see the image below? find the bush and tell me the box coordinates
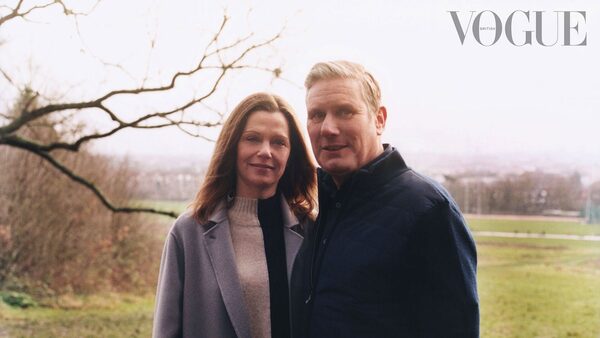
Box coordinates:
[0,146,163,294]
[1,291,38,308]
[0,93,163,295]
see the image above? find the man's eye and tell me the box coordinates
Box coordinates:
[338,110,353,118]
[310,111,325,122]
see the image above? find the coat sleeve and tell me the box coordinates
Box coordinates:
[412,201,480,338]
[152,232,185,338]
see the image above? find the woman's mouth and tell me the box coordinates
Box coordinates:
[249,163,274,169]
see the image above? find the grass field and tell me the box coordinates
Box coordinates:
[0,293,154,337]
[132,199,189,217]
[476,236,600,337]
[1,216,599,337]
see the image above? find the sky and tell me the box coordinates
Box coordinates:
[1,0,599,169]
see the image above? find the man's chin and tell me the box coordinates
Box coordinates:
[319,161,353,176]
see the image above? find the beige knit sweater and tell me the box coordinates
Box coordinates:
[227,197,270,338]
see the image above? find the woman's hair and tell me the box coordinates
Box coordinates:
[191,92,317,223]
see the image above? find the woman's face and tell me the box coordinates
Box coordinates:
[236,110,290,199]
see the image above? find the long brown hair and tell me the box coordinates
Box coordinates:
[191,92,317,223]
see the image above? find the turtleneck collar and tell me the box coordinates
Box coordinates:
[228,196,260,227]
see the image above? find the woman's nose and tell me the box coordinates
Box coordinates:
[256,141,273,158]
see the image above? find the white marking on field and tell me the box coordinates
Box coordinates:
[474,231,600,242]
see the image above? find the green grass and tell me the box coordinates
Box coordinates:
[2,216,599,337]
[467,217,600,236]
[0,293,154,337]
[131,199,189,232]
[477,236,600,338]
[470,217,600,337]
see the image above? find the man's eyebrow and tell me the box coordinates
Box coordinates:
[335,103,358,111]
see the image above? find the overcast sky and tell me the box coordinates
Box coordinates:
[1,0,598,167]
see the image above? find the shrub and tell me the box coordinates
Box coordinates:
[0,291,38,308]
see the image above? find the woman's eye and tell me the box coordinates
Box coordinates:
[273,139,287,147]
[245,135,260,142]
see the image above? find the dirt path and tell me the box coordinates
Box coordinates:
[465,214,583,223]
[465,214,584,223]
[474,231,600,242]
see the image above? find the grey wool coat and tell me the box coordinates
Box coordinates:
[152,196,304,338]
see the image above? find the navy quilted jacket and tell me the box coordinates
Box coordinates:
[291,145,479,338]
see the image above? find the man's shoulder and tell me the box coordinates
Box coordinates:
[384,168,455,211]
[368,146,448,203]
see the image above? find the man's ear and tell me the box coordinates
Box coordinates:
[375,106,387,135]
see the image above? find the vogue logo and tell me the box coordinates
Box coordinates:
[449,11,587,46]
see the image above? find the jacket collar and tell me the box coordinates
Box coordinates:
[317,144,409,195]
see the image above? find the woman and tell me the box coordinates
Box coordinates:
[152,92,316,338]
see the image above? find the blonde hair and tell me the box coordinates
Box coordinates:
[305,60,382,114]
[191,92,317,223]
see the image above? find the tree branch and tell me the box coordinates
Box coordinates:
[0,6,284,218]
[0,0,98,27]
[1,135,178,218]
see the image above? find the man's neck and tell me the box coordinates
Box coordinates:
[330,144,387,189]
[331,174,350,189]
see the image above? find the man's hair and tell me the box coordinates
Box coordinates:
[304,60,382,114]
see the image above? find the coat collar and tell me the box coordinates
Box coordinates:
[204,195,300,231]
[279,194,300,229]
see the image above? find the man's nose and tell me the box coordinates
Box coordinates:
[320,114,339,137]
[257,141,273,158]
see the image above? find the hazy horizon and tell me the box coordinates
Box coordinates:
[2,0,598,171]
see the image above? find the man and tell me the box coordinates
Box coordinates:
[292,61,479,338]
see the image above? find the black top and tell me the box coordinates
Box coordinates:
[258,194,290,338]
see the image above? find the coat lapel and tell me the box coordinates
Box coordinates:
[201,197,304,338]
[202,204,252,338]
[280,196,304,282]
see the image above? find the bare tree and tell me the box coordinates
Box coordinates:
[0,1,283,218]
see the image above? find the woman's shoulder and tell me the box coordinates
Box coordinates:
[168,211,205,237]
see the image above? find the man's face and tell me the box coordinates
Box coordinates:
[306,78,386,186]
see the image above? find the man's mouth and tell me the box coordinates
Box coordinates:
[321,145,346,151]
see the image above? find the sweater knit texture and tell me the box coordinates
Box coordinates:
[227,197,270,338]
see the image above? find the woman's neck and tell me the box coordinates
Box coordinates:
[235,188,277,200]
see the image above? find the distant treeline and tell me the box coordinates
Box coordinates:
[443,170,599,217]
[132,170,204,201]
[131,164,600,220]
